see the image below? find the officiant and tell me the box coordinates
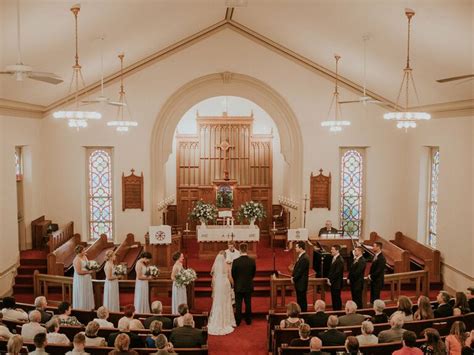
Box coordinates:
[225,241,241,264]
[318,220,339,236]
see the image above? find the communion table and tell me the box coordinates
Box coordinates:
[197,225,259,259]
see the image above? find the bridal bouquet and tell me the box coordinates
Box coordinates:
[174,268,197,287]
[113,264,127,276]
[85,260,100,271]
[237,201,266,222]
[188,200,218,223]
[146,265,160,278]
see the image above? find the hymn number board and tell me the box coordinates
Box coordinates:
[122,169,144,211]
[310,169,331,210]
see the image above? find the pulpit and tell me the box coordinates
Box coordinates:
[144,232,182,271]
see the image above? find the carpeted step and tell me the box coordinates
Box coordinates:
[20,258,47,266]
[14,275,35,285]
[13,284,34,293]
[17,265,47,275]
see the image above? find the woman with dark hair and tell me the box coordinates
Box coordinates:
[453,292,471,316]
[420,328,446,355]
[56,301,82,326]
[345,336,361,355]
[171,251,187,314]
[173,304,190,328]
[415,296,434,320]
[446,321,468,355]
[72,244,95,310]
[390,296,414,322]
[145,320,163,348]
[279,302,304,329]
[134,252,153,314]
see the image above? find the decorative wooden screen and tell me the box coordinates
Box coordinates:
[310,169,331,210]
[122,169,144,211]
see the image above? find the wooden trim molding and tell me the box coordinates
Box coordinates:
[0,99,45,119]
[441,261,474,282]
[0,261,18,277]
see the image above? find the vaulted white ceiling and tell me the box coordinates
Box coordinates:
[0,0,472,109]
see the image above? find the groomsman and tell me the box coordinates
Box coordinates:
[348,246,366,309]
[291,241,310,312]
[327,245,344,310]
[369,241,386,304]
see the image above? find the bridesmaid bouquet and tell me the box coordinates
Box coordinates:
[113,264,127,276]
[146,265,160,278]
[175,268,197,287]
[85,260,100,271]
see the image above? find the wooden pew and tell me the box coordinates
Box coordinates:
[390,231,441,282]
[85,233,115,270]
[114,233,143,275]
[47,233,84,275]
[363,232,410,274]
[46,221,75,253]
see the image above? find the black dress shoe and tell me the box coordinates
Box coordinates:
[245,319,252,325]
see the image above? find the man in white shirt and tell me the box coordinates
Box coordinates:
[225,242,241,264]
[21,310,46,342]
[0,313,13,339]
[1,296,28,322]
[28,332,49,355]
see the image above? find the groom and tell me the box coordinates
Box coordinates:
[231,243,256,325]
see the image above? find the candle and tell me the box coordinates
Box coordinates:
[273,221,276,230]
[186,222,189,230]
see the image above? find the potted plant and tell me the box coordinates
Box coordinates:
[188,200,218,226]
[237,201,266,227]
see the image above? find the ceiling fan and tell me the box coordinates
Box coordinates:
[81,36,125,107]
[436,74,474,83]
[340,34,380,106]
[0,0,63,84]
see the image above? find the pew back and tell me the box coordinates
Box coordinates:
[47,221,75,253]
[365,232,410,273]
[114,233,143,274]
[47,233,83,275]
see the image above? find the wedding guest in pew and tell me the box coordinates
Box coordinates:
[420,328,446,355]
[1,296,28,322]
[129,319,144,331]
[57,301,82,326]
[83,320,106,346]
[7,334,23,355]
[453,292,471,316]
[356,321,378,346]
[390,296,414,322]
[310,336,323,355]
[318,315,346,346]
[307,300,329,328]
[468,287,474,313]
[29,333,48,355]
[0,313,14,339]
[93,306,114,328]
[46,319,70,345]
[20,310,46,342]
[169,314,204,348]
[338,300,368,326]
[370,299,389,324]
[144,301,172,329]
[369,241,386,304]
[173,304,191,328]
[108,318,144,349]
[109,333,139,355]
[393,331,423,355]
[279,302,304,329]
[66,333,89,355]
[434,291,454,318]
[289,323,311,347]
[155,334,177,355]
[445,321,468,355]
[414,296,434,320]
[344,336,360,355]
[378,313,407,343]
[33,296,53,324]
[145,320,163,348]
[118,305,135,330]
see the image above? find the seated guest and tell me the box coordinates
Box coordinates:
[434,291,453,318]
[390,296,414,322]
[21,310,46,342]
[57,301,82,326]
[145,320,163,348]
[143,301,172,329]
[338,300,367,326]
[393,331,423,355]
[118,305,135,330]
[356,321,378,346]
[371,299,389,324]
[33,296,52,324]
[310,336,323,355]
[29,332,49,355]
[0,313,14,339]
[280,302,304,329]
[319,220,338,236]
[107,318,144,349]
[453,292,471,316]
[378,313,406,343]
[420,328,446,355]
[93,306,114,328]
[345,336,360,355]
[108,333,138,355]
[155,334,177,355]
[445,321,468,355]
[173,303,191,328]
[169,314,204,348]
[46,319,70,345]
[83,320,106,347]
[7,334,24,355]
[65,333,89,355]
[467,287,474,313]
[289,323,311,347]
[1,296,28,322]
[318,315,346,346]
[129,319,144,330]
[414,296,434,320]
[307,300,329,328]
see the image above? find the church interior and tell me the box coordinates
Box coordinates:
[0,0,473,354]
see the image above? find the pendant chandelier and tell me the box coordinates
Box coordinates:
[53,4,101,128]
[107,54,138,132]
[321,55,350,132]
[383,8,431,129]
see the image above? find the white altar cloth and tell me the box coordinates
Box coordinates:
[197,225,260,242]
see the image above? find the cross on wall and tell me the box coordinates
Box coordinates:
[215,139,235,180]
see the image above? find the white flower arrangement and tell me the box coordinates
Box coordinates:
[174,268,197,287]
[85,260,100,271]
[146,265,160,278]
[188,200,218,223]
[237,201,266,222]
[113,264,127,276]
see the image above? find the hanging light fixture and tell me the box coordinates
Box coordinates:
[321,55,351,132]
[53,4,101,128]
[383,8,431,129]
[107,54,138,132]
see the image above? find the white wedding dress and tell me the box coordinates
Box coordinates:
[208,253,236,335]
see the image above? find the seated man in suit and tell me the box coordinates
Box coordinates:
[370,299,389,324]
[468,287,474,313]
[307,300,329,328]
[378,313,407,343]
[318,315,346,346]
[318,220,339,236]
[169,313,204,348]
[338,300,368,326]
[434,291,454,318]
[289,323,312,347]
[143,301,172,329]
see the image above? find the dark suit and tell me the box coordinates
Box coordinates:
[348,256,366,309]
[327,255,344,310]
[169,325,204,348]
[318,328,347,346]
[292,252,310,312]
[318,227,339,236]
[434,303,453,318]
[306,311,329,328]
[369,252,386,303]
[35,308,53,324]
[231,255,256,324]
[469,298,474,313]
[143,315,172,329]
[108,331,144,348]
[371,313,389,324]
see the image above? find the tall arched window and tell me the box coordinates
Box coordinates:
[87,148,113,240]
[428,148,440,248]
[340,148,364,238]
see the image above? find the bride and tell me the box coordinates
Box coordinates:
[207,251,236,335]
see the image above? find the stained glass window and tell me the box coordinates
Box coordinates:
[87,148,113,240]
[340,149,364,238]
[15,147,23,181]
[428,148,440,248]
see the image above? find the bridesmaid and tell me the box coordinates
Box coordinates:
[72,245,95,310]
[134,252,152,314]
[171,251,187,314]
[103,250,120,312]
